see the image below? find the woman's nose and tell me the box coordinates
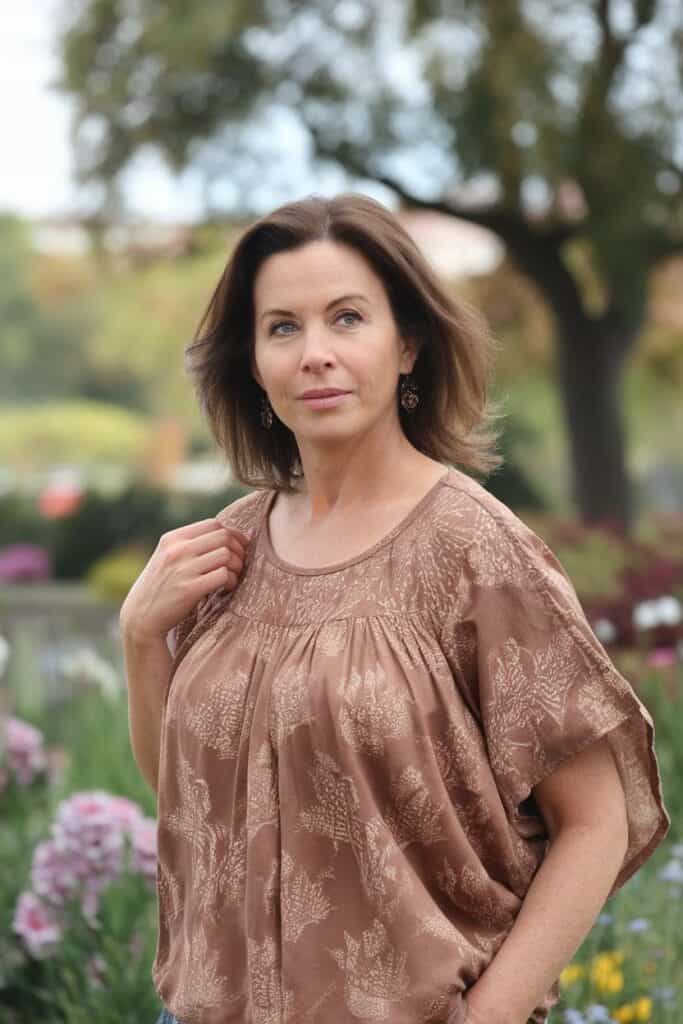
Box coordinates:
[300,332,336,369]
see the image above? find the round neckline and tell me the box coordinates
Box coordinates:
[258,467,452,576]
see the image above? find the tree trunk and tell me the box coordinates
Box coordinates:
[554,318,636,535]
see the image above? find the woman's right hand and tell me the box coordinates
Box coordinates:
[119,517,251,644]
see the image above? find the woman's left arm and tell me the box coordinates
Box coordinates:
[464,736,629,1024]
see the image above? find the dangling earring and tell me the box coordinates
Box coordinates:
[399,373,419,412]
[260,393,273,428]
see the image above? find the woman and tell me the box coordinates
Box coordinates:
[120,193,670,1024]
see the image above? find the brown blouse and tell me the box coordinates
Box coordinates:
[152,466,670,1024]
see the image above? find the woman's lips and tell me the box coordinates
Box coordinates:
[300,392,351,408]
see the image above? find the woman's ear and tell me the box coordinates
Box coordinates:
[400,336,421,374]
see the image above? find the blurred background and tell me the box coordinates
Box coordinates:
[0,2,681,1022]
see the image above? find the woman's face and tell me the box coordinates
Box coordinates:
[251,240,417,452]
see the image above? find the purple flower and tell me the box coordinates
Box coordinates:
[31,838,81,907]
[52,791,132,883]
[12,891,62,959]
[647,646,677,668]
[0,544,51,583]
[3,716,48,787]
[14,789,157,957]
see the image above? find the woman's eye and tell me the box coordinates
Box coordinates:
[269,321,295,336]
[337,310,361,326]
[269,310,361,336]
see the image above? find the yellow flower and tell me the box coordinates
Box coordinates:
[591,960,624,992]
[607,970,624,992]
[592,950,624,973]
[634,996,653,1020]
[613,1006,636,1023]
[559,964,584,986]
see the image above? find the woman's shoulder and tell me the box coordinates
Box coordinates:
[214,487,271,534]
[430,468,563,591]
[433,467,534,549]
[431,470,591,631]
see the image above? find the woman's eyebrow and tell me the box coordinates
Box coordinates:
[260,293,369,321]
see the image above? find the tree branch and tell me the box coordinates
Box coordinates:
[307,129,589,331]
[635,0,657,28]
[595,0,627,95]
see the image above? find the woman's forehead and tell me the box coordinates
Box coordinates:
[253,241,384,309]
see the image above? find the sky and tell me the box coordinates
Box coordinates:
[0,3,212,222]
[0,3,396,224]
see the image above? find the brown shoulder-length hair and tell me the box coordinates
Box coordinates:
[185,192,506,493]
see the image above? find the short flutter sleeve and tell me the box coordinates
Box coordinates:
[458,505,670,899]
[163,488,266,681]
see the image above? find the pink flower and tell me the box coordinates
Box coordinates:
[14,789,158,957]
[108,795,145,830]
[4,716,47,787]
[647,646,677,668]
[12,891,62,959]
[31,838,81,907]
[53,791,128,882]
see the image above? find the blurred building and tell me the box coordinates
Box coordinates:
[28,209,503,279]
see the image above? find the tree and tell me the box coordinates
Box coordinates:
[0,216,91,403]
[55,0,683,531]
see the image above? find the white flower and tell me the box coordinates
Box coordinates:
[0,634,10,678]
[585,1006,612,1022]
[658,859,683,884]
[651,985,677,1004]
[658,595,682,625]
[633,600,658,630]
[633,596,682,630]
[593,618,617,644]
[626,917,650,932]
[59,647,122,702]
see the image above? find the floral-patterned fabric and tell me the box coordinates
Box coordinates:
[152,466,670,1024]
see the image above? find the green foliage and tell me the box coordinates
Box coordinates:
[86,546,150,603]
[0,402,149,471]
[0,481,251,584]
[83,244,231,422]
[0,493,49,548]
[0,635,162,1021]
[49,483,167,581]
[477,412,549,511]
[515,516,641,601]
[55,1,683,300]
[0,216,94,404]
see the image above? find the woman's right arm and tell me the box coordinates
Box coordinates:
[118,516,251,797]
[120,626,173,795]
